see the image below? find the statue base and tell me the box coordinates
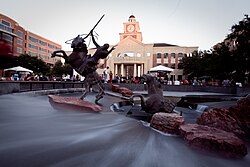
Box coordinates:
[48,95,102,112]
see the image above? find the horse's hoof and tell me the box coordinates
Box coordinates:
[95,101,103,106]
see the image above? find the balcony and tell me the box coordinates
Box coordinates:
[113,57,142,63]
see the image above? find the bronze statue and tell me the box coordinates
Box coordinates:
[51,15,114,103]
[130,74,176,114]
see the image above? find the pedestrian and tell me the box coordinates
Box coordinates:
[109,71,113,83]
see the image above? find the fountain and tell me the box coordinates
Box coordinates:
[0,91,249,166]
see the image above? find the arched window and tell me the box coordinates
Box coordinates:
[157,53,161,59]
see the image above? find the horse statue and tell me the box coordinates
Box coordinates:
[130,74,176,114]
[51,30,115,103]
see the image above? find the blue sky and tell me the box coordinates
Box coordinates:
[1,0,249,51]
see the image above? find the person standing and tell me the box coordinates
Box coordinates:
[109,71,113,83]
[103,66,109,83]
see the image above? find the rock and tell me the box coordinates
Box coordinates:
[150,113,184,135]
[112,84,120,92]
[197,108,245,138]
[179,124,248,158]
[229,97,250,138]
[118,87,133,97]
[111,85,133,97]
[237,96,250,107]
[48,95,102,112]
[121,90,133,97]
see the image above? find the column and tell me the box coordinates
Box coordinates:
[121,64,124,77]
[141,64,144,75]
[133,64,137,77]
[115,64,118,75]
[137,65,141,77]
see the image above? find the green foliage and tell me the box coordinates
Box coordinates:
[182,15,250,83]
[12,54,50,75]
[227,15,250,82]
[51,61,72,77]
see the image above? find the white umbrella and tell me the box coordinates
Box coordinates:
[149,65,174,72]
[4,66,33,73]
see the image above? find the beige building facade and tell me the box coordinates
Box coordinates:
[93,15,198,81]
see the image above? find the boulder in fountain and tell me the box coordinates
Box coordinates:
[229,97,250,138]
[119,87,133,97]
[111,84,133,97]
[48,95,102,112]
[196,108,245,138]
[112,84,120,92]
[150,113,184,135]
[179,124,248,158]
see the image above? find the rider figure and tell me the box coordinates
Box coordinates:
[90,29,115,61]
[78,30,115,74]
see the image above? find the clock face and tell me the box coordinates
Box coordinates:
[127,25,135,32]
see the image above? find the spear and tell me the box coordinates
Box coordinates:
[65,14,105,44]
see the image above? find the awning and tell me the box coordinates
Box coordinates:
[149,65,174,72]
[4,66,33,73]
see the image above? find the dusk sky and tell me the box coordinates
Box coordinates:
[1,0,250,51]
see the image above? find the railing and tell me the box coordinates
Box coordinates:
[0,81,85,95]
[0,81,248,96]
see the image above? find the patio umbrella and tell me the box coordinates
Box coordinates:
[4,66,33,73]
[149,65,174,72]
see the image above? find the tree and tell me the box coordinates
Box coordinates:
[182,15,250,84]
[181,50,204,79]
[12,54,50,75]
[51,61,73,78]
[226,15,250,83]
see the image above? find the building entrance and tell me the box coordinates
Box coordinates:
[126,65,134,77]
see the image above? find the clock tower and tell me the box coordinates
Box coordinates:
[119,15,143,42]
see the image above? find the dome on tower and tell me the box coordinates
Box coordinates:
[128,15,136,22]
[129,15,135,19]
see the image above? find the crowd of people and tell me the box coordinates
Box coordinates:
[1,69,244,87]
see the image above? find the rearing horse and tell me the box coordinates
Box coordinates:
[51,31,115,103]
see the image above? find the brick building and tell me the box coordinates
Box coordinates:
[0,13,61,66]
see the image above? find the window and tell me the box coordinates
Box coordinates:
[28,36,38,43]
[122,52,134,57]
[171,53,175,58]
[17,47,22,54]
[178,53,183,60]
[17,31,23,38]
[48,50,53,54]
[39,54,46,59]
[171,63,175,69]
[164,53,168,58]
[17,39,23,45]
[39,40,47,46]
[157,53,161,59]
[2,33,13,43]
[2,20,10,27]
[39,47,47,52]
[0,23,13,33]
[55,46,61,50]
[28,44,38,50]
[28,51,37,57]
[48,43,55,49]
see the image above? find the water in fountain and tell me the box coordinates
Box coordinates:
[0,92,249,167]
[195,104,209,112]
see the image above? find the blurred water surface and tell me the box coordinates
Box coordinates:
[0,93,249,167]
